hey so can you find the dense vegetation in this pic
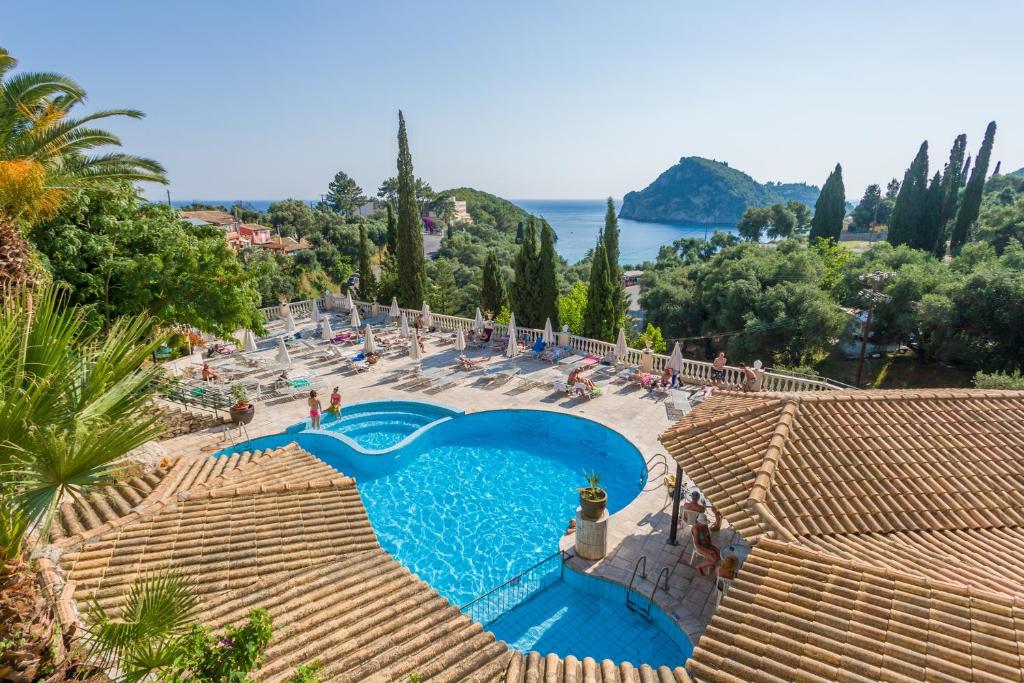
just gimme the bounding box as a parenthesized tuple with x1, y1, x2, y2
(619, 156, 820, 224)
(642, 167, 1024, 376)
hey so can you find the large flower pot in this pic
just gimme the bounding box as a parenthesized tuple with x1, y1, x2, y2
(230, 404, 255, 425)
(578, 488, 608, 520)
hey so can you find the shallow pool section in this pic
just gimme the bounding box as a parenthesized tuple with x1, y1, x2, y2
(319, 400, 456, 450)
(487, 567, 691, 668)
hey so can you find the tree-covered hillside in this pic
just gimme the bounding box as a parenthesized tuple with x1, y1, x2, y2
(619, 157, 820, 224)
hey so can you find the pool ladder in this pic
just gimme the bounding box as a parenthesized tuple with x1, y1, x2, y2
(625, 556, 670, 621)
(641, 453, 670, 492)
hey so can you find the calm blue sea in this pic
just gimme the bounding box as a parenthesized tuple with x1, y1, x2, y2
(512, 199, 735, 265)
(168, 198, 736, 265)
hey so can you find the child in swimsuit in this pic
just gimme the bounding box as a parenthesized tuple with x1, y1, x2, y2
(308, 390, 322, 429)
(328, 387, 341, 414)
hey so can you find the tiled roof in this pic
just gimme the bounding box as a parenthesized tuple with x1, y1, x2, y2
(688, 539, 1024, 683)
(179, 209, 236, 225)
(661, 389, 1024, 544)
(661, 389, 1024, 682)
(504, 652, 693, 682)
(46, 443, 692, 681)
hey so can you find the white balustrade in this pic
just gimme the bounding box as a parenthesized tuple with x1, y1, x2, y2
(258, 296, 842, 392)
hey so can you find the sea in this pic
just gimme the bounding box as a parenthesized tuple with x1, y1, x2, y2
(511, 199, 735, 265)
(168, 198, 737, 265)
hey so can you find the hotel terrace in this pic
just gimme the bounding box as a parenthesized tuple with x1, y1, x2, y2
(31, 297, 1024, 682)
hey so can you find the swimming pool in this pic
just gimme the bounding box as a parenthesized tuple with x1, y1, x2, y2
(217, 402, 690, 665)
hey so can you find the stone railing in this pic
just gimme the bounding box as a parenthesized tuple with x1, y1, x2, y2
(325, 297, 841, 392)
(258, 297, 326, 323)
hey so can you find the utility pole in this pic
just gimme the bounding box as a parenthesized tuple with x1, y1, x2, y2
(166, 189, 172, 209)
(855, 270, 893, 388)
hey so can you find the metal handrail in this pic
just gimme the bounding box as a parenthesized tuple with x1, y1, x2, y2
(650, 567, 670, 606)
(460, 548, 573, 618)
(625, 556, 648, 614)
(642, 453, 669, 492)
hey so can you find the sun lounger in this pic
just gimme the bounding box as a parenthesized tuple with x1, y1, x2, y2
(482, 366, 521, 385)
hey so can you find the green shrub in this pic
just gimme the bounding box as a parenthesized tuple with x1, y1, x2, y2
(973, 369, 1024, 389)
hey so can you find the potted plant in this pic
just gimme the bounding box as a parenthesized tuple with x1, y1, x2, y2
(578, 469, 607, 520)
(229, 384, 255, 425)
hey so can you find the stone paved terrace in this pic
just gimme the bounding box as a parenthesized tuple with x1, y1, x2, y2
(158, 308, 783, 651)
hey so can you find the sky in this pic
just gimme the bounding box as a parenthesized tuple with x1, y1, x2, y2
(6, 1, 1024, 202)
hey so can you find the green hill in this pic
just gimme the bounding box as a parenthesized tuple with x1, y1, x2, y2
(620, 157, 819, 224)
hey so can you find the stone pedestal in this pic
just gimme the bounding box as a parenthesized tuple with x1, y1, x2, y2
(574, 507, 609, 560)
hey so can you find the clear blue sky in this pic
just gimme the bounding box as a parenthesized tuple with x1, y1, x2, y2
(7, 1, 1023, 202)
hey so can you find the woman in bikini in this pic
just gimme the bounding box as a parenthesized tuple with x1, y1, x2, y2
(308, 390, 323, 429)
(692, 513, 721, 576)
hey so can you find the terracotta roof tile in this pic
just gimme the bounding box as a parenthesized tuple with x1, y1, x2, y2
(688, 539, 1024, 682)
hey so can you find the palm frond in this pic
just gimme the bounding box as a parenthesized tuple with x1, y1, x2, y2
(85, 570, 199, 676)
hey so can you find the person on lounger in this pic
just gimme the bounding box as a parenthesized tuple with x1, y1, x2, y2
(201, 362, 220, 382)
(692, 513, 720, 576)
(659, 366, 673, 388)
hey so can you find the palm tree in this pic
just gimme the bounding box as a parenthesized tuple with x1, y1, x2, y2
(0, 284, 166, 562)
(85, 571, 200, 683)
(0, 46, 167, 285)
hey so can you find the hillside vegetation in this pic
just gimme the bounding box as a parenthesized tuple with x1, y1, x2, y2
(620, 156, 820, 224)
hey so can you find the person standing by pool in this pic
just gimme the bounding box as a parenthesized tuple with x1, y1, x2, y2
(308, 390, 322, 429)
(328, 386, 341, 415)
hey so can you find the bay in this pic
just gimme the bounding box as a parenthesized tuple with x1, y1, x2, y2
(168, 197, 738, 265)
(511, 199, 736, 265)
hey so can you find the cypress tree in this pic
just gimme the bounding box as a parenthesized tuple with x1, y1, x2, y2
(480, 250, 506, 316)
(537, 221, 560, 328)
(511, 217, 541, 326)
(933, 134, 967, 256)
(602, 197, 627, 323)
(358, 223, 378, 301)
(888, 142, 929, 247)
(385, 202, 398, 255)
(395, 110, 425, 306)
(582, 240, 615, 341)
(913, 171, 944, 253)
(951, 121, 997, 253)
(809, 163, 846, 242)
(515, 221, 524, 244)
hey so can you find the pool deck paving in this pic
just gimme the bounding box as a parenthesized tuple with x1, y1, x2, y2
(160, 321, 729, 647)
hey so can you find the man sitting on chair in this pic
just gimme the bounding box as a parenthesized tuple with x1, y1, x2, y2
(683, 491, 721, 531)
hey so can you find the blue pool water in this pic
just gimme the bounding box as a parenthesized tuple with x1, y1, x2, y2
(217, 402, 691, 664)
(488, 572, 689, 668)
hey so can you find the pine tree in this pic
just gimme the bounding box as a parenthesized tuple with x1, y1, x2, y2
(385, 202, 398, 255)
(582, 240, 615, 341)
(537, 221, 560, 328)
(851, 184, 882, 230)
(395, 110, 425, 306)
(511, 217, 541, 326)
(809, 163, 846, 242)
(888, 142, 929, 247)
(951, 121, 997, 253)
(358, 224, 378, 301)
